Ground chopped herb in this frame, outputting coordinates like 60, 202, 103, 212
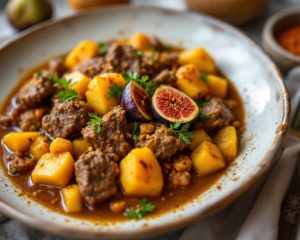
170, 122, 194, 144
198, 113, 210, 122
10, 167, 17, 175
122, 71, 156, 95
108, 84, 123, 98
199, 72, 209, 84
124, 198, 156, 220
53, 76, 74, 89
135, 50, 144, 57
132, 122, 141, 142
98, 41, 107, 55
149, 47, 156, 62
88, 112, 103, 133
56, 89, 78, 102
196, 99, 207, 108
36, 70, 43, 78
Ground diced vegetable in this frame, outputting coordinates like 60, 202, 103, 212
189, 129, 212, 151
191, 141, 226, 176
86, 73, 127, 115
72, 138, 89, 158
176, 64, 209, 99
49, 138, 72, 154
61, 184, 83, 213
65, 40, 98, 69
3, 132, 39, 152
206, 74, 228, 98
129, 32, 151, 51
64, 71, 90, 97
30, 136, 50, 160
31, 152, 74, 187
178, 47, 216, 73
120, 147, 163, 197
214, 126, 238, 160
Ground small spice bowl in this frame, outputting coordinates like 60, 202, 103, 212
263, 8, 300, 73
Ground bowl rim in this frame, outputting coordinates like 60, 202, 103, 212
0, 5, 290, 239
263, 7, 300, 61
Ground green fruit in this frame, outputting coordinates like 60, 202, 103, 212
6, 0, 53, 31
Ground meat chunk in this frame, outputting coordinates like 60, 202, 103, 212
149, 36, 165, 51
135, 123, 186, 161
74, 57, 106, 78
48, 58, 67, 77
75, 149, 119, 206
82, 106, 131, 161
152, 69, 176, 86
19, 108, 48, 131
42, 100, 88, 138
168, 155, 192, 188
7, 153, 36, 174
196, 98, 234, 132
16, 73, 55, 109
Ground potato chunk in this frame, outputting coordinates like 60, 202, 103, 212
191, 141, 226, 176
176, 64, 209, 99
65, 71, 91, 97
3, 132, 39, 152
61, 184, 83, 213
31, 152, 74, 187
128, 32, 151, 51
65, 40, 98, 69
86, 73, 126, 115
179, 47, 217, 73
72, 138, 89, 158
207, 74, 228, 98
189, 129, 212, 151
214, 126, 238, 160
49, 138, 72, 154
120, 147, 163, 197
30, 136, 50, 160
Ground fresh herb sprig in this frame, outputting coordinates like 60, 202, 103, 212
198, 113, 210, 122
56, 89, 78, 102
199, 72, 209, 84
98, 41, 107, 55
108, 84, 123, 98
170, 122, 194, 144
88, 112, 103, 133
122, 71, 156, 95
132, 122, 141, 142
196, 99, 207, 108
124, 198, 156, 220
149, 47, 156, 62
135, 50, 144, 57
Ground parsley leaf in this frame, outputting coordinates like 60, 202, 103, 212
132, 122, 141, 142
122, 71, 156, 95
108, 84, 123, 98
198, 113, 210, 122
196, 99, 207, 108
124, 198, 156, 220
170, 122, 194, 144
56, 89, 78, 102
88, 112, 103, 134
199, 72, 209, 84
98, 41, 107, 55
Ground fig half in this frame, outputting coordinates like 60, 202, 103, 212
121, 81, 152, 121
152, 85, 199, 123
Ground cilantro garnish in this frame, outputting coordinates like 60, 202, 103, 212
98, 41, 107, 55
198, 113, 210, 122
56, 89, 78, 102
170, 122, 194, 144
196, 99, 207, 108
108, 84, 123, 98
87, 112, 103, 134
124, 198, 156, 220
199, 72, 209, 83
135, 50, 144, 57
122, 71, 156, 95
132, 122, 141, 142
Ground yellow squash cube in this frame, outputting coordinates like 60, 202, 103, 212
49, 138, 72, 154
61, 184, 83, 213
65, 71, 90, 97
72, 138, 89, 158
65, 40, 98, 69
176, 64, 209, 99
179, 47, 217, 73
30, 136, 50, 160
86, 73, 126, 115
3, 132, 39, 152
31, 152, 74, 187
207, 74, 228, 98
120, 147, 163, 197
214, 126, 238, 160
129, 32, 151, 51
189, 129, 212, 151
191, 141, 226, 176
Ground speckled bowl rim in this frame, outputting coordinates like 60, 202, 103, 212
0, 5, 290, 239
263, 7, 300, 61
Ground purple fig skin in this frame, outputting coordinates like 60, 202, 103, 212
121, 81, 152, 121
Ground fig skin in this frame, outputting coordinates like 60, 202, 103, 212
152, 85, 199, 124
6, 0, 53, 31
121, 81, 152, 121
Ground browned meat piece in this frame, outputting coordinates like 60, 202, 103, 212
7, 153, 36, 175
75, 149, 119, 206
48, 58, 67, 77
140, 123, 155, 135
82, 106, 131, 162
168, 155, 192, 188
19, 108, 48, 131
149, 36, 165, 51
152, 69, 176, 86
0, 114, 14, 128
16, 73, 55, 109
42, 100, 88, 138
135, 123, 186, 161
196, 98, 235, 132
74, 57, 106, 78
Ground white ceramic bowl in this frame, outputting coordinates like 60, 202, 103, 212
0, 5, 289, 239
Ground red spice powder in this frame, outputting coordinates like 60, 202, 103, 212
277, 24, 300, 57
